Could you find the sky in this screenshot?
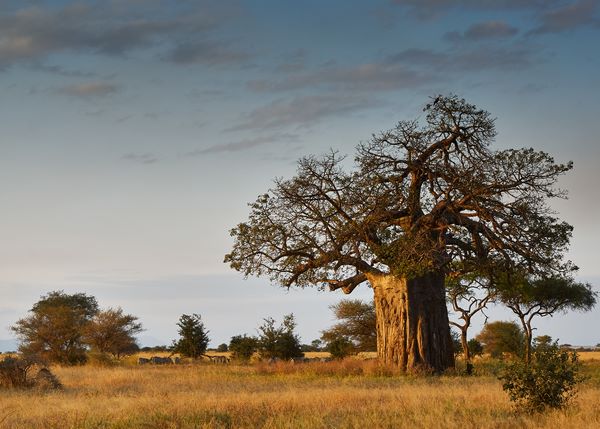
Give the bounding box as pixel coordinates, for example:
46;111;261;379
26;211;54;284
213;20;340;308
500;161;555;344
1;0;600;351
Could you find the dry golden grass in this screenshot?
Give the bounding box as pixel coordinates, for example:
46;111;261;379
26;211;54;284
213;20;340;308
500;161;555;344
0;360;599;428
576;351;600;361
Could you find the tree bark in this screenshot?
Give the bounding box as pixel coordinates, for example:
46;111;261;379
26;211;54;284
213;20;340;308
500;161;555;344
369;272;455;373
460;327;471;363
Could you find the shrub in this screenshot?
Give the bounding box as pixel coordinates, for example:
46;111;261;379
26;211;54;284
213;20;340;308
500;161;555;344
257;314;303;360
229;335;258;362
499;341;584;412
0;356;61;390
327;337;354;360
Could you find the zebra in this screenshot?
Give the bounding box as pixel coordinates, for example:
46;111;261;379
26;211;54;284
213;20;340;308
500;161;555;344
150;356;173;364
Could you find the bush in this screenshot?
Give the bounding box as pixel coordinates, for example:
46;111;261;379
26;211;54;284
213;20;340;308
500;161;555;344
499;341;584;412
327;337;354;360
257;314;303;360
229;335;258;362
0;356;61;390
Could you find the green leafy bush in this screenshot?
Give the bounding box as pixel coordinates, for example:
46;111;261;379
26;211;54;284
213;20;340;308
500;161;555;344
499;341;584;412
327;336;354;360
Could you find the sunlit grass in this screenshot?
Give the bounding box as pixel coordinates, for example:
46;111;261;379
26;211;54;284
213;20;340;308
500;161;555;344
0;359;599;428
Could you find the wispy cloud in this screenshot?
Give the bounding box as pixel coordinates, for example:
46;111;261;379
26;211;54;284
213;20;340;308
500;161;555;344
0;2;248;69
165;40;249;66
387;46;537;72
247;62;432;93
122;152;158;164
228;95;383;131
390;0;563;19
529;0;599;34
445;21;519;42
184;133;300;155
58;81;119;98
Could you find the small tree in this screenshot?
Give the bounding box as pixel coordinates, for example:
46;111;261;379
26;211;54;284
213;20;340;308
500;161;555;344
496;274;596;364
476;321;524;359
229;335;258;362
257;314;303;360
84;308;143;359
171;314;209;359
11;291;98;365
321;299;376;352
216;343;228;352
500;341;584;412
447;275;494;363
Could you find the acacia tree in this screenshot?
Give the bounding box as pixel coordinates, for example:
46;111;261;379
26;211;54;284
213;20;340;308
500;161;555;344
11;291;99;365
321;299;377;352
84;308;143;358
476;321;525;358
225;96;574;372
496;274;596;364
447;275;494;363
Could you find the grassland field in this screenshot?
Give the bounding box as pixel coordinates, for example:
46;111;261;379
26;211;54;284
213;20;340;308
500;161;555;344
1;352;599;429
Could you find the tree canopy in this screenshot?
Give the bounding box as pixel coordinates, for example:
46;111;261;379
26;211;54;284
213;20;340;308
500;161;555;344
84;308;143;359
11;291;99;365
171;314;210;359
321;299;376;352
225;95;576;371
495;274;596;362
476;321;525;359
225;95;574;292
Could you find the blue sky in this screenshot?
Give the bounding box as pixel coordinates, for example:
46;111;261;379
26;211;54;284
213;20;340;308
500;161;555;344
1;0;600;350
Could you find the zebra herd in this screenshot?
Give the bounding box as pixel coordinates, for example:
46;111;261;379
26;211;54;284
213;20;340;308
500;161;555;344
137;356;181;365
138;355;332;365
137;355;230;365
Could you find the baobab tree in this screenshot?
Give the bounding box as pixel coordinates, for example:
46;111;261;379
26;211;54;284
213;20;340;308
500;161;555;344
225;95;575;372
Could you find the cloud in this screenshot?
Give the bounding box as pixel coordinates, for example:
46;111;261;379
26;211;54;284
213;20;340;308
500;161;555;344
445;21;519;42
0;2;247;69
29;63;96;77
184;133;300;155
530;0;599;34
228;95;383;131
387;46;536;72
390;0;563;19
247;62;433;93
58;81;119;98
122;152;158;164
165;40;249;65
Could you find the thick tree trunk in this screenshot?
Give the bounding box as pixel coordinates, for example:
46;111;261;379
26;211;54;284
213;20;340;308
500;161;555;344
369;272;455;373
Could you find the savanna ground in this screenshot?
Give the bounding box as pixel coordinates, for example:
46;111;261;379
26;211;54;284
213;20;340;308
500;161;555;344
1;352;600;429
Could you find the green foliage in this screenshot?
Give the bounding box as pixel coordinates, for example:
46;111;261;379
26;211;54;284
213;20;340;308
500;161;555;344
257;314;303;360
499;341;585;412
228;335;258;361
451;330;463;356
84;307;143;358
476;321;524;359
468;339;484;357
11;291;99;365
327;337;354;360
216;343;228;352
171;314;210;359
451;332;484;358
321;300;376;352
